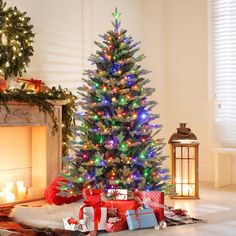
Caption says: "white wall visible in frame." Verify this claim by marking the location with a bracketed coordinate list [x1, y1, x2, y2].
[83, 0, 142, 70]
[164, 0, 211, 181]
[6, 0, 83, 94]
[141, 0, 212, 181]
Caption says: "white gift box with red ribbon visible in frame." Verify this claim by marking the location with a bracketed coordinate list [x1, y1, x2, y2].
[107, 189, 128, 200]
[63, 217, 78, 231]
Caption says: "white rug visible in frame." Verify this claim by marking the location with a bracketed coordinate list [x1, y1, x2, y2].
[10, 200, 84, 229]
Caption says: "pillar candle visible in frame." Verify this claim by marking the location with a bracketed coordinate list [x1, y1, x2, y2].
[0, 192, 4, 203]
[5, 192, 15, 203]
[6, 182, 14, 192]
[2, 186, 11, 200]
[16, 181, 24, 188]
[17, 186, 27, 200]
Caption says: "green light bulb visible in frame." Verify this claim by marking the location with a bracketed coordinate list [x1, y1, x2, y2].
[119, 96, 127, 105]
[140, 154, 145, 159]
[93, 115, 98, 120]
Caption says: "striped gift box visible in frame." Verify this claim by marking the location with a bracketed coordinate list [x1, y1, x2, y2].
[126, 208, 158, 230]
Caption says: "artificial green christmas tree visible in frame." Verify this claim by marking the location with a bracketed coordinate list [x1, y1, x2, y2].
[60, 9, 171, 197]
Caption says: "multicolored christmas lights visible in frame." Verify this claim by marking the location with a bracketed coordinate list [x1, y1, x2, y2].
[59, 8, 171, 197]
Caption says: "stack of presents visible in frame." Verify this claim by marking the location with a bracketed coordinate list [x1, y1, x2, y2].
[63, 189, 167, 233]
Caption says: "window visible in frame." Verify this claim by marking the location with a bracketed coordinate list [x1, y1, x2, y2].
[212, 0, 236, 145]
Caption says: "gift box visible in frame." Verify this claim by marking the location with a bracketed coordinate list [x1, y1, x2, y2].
[0, 78, 6, 92]
[135, 191, 165, 221]
[78, 205, 107, 232]
[107, 189, 128, 200]
[103, 200, 138, 221]
[63, 217, 78, 231]
[106, 219, 128, 232]
[126, 208, 158, 230]
[107, 207, 118, 218]
[17, 77, 45, 92]
[83, 188, 102, 203]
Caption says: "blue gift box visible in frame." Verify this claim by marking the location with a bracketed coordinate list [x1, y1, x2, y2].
[126, 208, 158, 230]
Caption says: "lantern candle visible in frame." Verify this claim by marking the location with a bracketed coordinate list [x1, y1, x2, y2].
[183, 184, 189, 196]
[169, 123, 199, 199]
[175, 178, 182, 195]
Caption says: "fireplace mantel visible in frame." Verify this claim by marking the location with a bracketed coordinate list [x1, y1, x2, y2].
[0, 101, 64, 189]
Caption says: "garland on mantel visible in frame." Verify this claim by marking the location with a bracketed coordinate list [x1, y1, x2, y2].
[0, 86, 77, 156]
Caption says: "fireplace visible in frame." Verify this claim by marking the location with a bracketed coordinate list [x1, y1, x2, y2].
[0, 101, 64, 205]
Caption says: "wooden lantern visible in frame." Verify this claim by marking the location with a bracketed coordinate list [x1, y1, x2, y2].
[169, 123, 199, 199]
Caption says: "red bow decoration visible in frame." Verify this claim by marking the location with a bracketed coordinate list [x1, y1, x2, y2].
[111, 189, 119, 200]
[17, 78, 45, 92]
[79, 200, 102, 231]
[67, 217, 78, 225]
[83, 188, 102, 196]
[171, 208, 188, 216]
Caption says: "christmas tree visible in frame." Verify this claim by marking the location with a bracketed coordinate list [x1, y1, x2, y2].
[59, 9, 171, 197]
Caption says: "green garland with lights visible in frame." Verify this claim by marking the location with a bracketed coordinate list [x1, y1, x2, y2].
[0, 0, 35, 79]
[0, 87, 77, 156]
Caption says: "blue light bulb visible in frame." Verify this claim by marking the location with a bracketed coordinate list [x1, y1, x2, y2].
[141, 112, 147, 119]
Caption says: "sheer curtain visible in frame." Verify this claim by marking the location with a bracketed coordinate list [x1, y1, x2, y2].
[212, 0, 236, 146]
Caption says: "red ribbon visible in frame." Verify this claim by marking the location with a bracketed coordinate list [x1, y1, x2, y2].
[79, 200, 101, 231]
[83, 188, 102, 195]
[112, 190, 119, 200]
[67, 217, 78, 225]
[17, 78, 44, 91]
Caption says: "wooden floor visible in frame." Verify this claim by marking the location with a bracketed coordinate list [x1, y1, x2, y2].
[1, 183, 236, 235]
[100, 182, 236, 236]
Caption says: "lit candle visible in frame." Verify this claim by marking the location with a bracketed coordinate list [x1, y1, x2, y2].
[6, 181, 14, 192]
[2, 186, 11, 200]
[175, 177, 182, 195]
[188, 186, 194, 196]
[176, 184, 181, 195]
[5, 192, 16, 203]
[16, 180, 24, 188]
[17, 186, 27, 200]
[0, 192, 3, 203]
[183, 184, 189, 195]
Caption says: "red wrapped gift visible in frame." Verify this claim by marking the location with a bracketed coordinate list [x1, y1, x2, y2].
[106, 219, 128, 232]
[0, 78, 6, 92]
[83, 188, 102, 203]
[107, 207, 118, 218]
[17, 77, 45, 92]
[135, 191, 164, 222]
[103, 200, 138, 221]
